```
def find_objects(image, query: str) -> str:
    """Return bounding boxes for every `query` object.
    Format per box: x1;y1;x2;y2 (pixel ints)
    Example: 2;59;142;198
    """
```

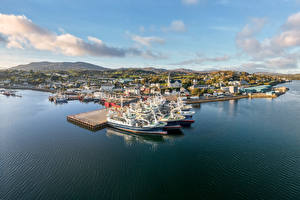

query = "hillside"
11;61;108;71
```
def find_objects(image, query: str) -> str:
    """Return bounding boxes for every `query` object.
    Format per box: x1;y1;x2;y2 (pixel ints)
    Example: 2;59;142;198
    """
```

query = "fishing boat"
107;108;168;135
159;115;184;130
180;110;196;119
54;96;68;104
2;90;16;96
106;95;196;133
163;99;195;126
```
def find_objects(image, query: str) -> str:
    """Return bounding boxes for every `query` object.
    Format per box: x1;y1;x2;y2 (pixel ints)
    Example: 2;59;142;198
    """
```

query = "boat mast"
121;95;123;108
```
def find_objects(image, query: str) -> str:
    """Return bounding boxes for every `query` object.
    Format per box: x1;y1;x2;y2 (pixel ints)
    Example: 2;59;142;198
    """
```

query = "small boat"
48;96;54;101
54;96;68;104
82;96;94;102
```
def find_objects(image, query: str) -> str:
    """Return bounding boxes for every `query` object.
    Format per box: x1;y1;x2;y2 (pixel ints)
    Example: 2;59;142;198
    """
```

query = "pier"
67;109;108;130
185;95;248;104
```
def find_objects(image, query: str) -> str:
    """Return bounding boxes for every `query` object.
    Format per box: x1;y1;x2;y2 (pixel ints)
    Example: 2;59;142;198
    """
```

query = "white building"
229;86;238;94
167;73;182;88
124;87;140;95
100;84;115;91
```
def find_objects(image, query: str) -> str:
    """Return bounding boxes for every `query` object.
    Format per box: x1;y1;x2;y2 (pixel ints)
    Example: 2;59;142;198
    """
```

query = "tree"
190;88;200;96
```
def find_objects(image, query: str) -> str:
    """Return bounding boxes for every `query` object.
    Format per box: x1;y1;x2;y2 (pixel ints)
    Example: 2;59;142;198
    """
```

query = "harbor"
1;81;300;200
65;85;289;133
67;95;195;134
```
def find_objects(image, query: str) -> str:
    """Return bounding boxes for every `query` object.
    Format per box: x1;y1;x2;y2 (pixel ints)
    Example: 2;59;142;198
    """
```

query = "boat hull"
163;125;182;131
178;119;195;126
164;119;195;127
183;115;193;120
107;122;167;135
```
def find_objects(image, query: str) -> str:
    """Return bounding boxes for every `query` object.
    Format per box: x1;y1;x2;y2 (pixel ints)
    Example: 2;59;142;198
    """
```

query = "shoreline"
2;82;290;104
2;86;54;93
184;82;290;104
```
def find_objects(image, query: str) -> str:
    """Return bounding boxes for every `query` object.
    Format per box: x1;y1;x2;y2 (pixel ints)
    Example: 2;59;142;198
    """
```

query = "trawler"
141;95;195;127
106;95;195;134
107;107;168;135
163;98;195;126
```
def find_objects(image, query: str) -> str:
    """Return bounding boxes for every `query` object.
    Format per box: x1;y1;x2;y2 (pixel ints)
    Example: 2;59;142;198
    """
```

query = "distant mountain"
11;61;108;71
142;67;169;73
171;68;197;73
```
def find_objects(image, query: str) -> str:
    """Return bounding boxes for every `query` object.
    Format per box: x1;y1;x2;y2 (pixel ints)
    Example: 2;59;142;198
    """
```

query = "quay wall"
185;95;248;104
2;86;54;93
248;93;277;98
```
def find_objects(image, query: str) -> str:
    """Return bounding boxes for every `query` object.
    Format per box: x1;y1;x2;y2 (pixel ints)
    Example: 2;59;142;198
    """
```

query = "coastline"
2;86;54;93
1;81;290;104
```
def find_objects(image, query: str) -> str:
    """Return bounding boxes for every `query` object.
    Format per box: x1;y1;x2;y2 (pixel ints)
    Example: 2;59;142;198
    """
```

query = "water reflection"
213;99;239;117
228;100;238;117
192;103;201;109
106;127;184;150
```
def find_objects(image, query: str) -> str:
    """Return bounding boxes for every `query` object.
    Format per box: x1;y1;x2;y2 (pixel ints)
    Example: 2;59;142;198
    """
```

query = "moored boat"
54;96;68;104
107;108;168;135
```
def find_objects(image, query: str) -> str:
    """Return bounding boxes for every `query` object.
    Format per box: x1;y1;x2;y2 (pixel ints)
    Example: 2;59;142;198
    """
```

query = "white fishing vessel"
107;108;168;135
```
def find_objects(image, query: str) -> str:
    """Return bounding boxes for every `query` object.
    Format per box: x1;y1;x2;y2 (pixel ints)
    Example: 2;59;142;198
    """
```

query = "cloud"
235;18;271;59
141;50;168;60
171;54;230;65
236;15;300;69
129;34;165;47
0;13;164;59
242;55;299;72
271;12;300;48
265;56;298;69
182;0;199;5
162;20;186;32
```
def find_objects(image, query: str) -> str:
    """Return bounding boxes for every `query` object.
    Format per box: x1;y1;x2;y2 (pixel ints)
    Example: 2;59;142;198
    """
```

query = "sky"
1;0;300;73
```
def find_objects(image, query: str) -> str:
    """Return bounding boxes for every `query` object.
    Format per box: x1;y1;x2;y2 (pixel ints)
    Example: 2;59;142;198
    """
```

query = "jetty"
185;95;248;104
67;109;108;130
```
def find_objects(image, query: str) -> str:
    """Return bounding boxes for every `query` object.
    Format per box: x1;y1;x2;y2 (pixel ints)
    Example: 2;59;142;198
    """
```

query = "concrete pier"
67;109;108;130
185;95;248;104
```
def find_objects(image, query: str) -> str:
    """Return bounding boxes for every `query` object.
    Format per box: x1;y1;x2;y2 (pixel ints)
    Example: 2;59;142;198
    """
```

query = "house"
221;87;230;92
150;88;161;95
164;89;171;95
228;81;240;87
124;87;140;95
189;85;208;90
150;83;160;88
167;73;182;88
100;84;115;91
229;86;238;94
240;80;249;85
180;87;190;95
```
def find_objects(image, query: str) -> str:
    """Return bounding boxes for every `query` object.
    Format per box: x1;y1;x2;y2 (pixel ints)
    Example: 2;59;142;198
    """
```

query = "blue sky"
1;0;300;72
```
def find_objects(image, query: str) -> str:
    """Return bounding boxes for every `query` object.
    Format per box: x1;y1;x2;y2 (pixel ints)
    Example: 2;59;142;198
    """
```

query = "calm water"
1;81;300;199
